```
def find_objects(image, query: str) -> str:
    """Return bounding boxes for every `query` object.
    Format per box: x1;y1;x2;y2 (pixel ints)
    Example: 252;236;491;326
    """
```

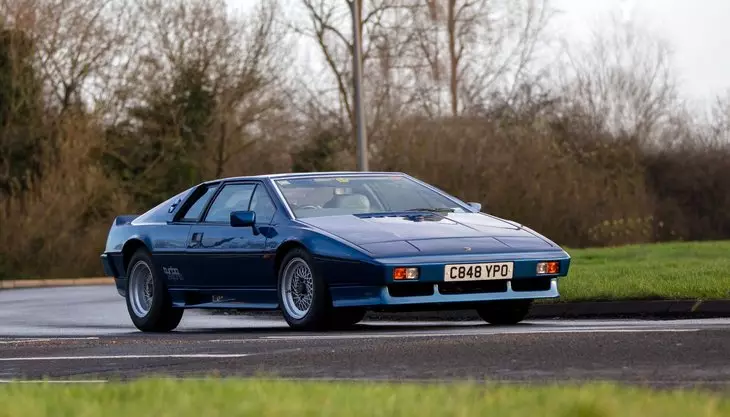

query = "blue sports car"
100;171;571;332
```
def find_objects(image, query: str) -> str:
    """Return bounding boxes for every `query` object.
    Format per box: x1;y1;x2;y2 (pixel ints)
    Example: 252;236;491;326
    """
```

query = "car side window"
249;184;277;224
203;183;256;223
178;185;219;222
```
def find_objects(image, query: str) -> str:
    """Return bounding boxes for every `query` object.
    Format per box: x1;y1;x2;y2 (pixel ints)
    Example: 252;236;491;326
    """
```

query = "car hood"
297;212;556;256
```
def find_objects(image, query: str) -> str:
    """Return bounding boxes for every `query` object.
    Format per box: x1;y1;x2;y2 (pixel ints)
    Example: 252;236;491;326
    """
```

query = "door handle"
189;232;203;247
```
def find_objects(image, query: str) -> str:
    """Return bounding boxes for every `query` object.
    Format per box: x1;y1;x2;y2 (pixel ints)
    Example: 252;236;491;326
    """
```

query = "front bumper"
330;277;560;309
376;251;571;284
329;249;570;308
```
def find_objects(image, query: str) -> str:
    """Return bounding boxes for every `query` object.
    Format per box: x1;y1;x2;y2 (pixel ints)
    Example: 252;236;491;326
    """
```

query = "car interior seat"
323;193;371;211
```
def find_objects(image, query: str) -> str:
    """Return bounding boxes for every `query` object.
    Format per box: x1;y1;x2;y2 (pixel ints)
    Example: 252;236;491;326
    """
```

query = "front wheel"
277;248;332;330
126;249;184;332
328;307;367;329
475;299;533;325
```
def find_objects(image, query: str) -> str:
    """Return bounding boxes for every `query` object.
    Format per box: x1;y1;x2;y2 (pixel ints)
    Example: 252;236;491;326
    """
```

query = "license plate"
443;262;513;281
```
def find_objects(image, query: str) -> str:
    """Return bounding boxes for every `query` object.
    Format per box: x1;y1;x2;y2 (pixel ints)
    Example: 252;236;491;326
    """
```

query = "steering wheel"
298;205;321;210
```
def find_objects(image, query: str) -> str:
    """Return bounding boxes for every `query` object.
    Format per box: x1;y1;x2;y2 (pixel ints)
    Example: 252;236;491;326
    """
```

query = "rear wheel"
126;248;183;332
476;299;533;325
277;248;332;330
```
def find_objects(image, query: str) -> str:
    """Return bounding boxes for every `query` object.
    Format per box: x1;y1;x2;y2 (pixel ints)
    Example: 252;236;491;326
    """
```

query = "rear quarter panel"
101;188;194;280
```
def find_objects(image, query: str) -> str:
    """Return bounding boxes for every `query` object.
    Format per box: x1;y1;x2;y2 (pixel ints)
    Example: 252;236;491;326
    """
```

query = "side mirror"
467;202;482;212
230;210;256;227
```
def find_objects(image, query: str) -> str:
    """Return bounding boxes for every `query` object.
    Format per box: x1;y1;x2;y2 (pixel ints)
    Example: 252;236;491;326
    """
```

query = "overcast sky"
550;0;730;104
228;0;730;106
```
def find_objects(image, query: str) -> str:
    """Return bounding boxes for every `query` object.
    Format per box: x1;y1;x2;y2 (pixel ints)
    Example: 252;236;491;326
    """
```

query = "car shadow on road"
171;321;537;336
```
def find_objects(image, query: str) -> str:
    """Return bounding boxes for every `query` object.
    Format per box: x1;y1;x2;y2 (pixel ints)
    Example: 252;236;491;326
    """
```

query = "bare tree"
556;12;679;142
291;0;417;137
408;0;554;116
706;89;730;145
1;0;139;116
112;0;290;180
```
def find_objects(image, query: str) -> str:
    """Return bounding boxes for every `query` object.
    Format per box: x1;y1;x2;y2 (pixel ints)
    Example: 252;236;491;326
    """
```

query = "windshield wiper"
405;207;455;213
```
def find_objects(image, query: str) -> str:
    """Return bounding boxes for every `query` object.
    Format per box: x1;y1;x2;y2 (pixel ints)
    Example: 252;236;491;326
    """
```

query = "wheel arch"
274;240;308;274
122;238;150;274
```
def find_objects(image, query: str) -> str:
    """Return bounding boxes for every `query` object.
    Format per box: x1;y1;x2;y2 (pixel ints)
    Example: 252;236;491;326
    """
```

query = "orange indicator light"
393;267;419;280
537;261;560;275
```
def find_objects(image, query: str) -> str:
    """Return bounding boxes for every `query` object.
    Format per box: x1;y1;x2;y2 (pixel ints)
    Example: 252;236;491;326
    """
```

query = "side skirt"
168;288;279;310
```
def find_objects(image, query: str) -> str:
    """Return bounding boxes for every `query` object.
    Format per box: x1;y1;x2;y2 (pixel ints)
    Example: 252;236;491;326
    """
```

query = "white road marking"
0;353;255;361
209;338;283;343
258;328;700;341
0;337;99;345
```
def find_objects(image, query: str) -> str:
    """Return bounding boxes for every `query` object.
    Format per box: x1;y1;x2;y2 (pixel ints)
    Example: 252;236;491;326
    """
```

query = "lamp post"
348;0;368;171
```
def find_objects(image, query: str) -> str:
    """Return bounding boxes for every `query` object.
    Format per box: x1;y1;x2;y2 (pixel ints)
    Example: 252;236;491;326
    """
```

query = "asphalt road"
1;285;729;388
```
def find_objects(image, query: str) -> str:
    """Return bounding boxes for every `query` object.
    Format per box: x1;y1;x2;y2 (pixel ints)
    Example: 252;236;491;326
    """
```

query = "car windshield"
274;175;470;218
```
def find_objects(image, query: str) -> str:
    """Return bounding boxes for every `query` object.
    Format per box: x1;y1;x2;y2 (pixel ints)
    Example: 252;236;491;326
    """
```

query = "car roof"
202;171;408;185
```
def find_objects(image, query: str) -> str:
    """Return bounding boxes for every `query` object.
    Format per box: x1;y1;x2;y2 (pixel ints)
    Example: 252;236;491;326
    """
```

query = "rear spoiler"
114;215;139;226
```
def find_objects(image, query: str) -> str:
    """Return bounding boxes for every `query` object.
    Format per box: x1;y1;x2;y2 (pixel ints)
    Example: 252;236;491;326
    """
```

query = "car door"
185;181;277;301
156;182;220;289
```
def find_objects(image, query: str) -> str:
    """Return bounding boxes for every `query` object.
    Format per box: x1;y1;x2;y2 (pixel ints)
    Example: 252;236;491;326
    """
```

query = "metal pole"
349;0;368;171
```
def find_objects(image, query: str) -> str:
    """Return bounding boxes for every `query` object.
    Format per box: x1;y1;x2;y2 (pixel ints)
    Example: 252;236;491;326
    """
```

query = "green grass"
0;378;728;417
2;240;728;302
558;240;730;302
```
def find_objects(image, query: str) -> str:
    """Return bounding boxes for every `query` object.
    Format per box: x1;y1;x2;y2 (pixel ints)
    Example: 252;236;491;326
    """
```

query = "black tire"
125;248;184;332
327;307;367;329
276;247;333;331
475;299;533;325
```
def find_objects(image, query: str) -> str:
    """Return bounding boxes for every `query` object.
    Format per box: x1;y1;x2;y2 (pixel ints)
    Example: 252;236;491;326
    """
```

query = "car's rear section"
100;214;142;297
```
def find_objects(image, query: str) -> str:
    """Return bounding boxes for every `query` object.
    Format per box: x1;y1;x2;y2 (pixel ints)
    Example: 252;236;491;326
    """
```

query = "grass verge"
2;240;729;303
0;378;729;417
558;240;730;302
